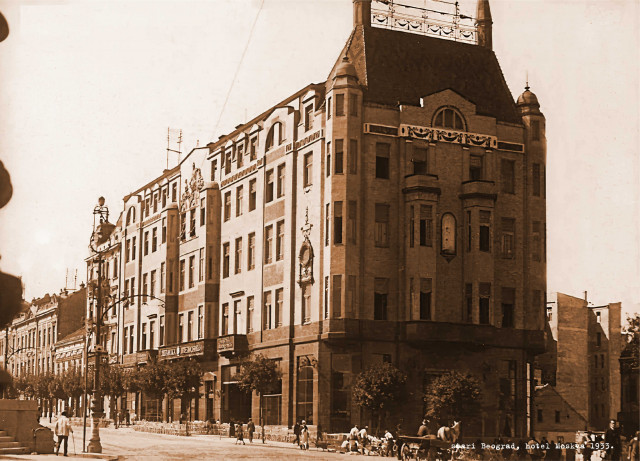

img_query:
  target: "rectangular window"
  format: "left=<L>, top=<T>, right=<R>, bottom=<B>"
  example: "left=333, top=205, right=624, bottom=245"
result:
left=235, top=237, right=242, bottom=274
left=335, top=139, right=344, bottom=174
left=159, top=262, right=165, bottom=294
left=225, top=150, right=232, bottom=175
left=210, top=159, right=217, bottom=181
left=200, top=198, right=205, bottom=226
left=247, top=296, right=254, bottom=333
left=187, top=311, right=193, bottom=341
left=224, top=192, right=231, bottom=221
left=152, top=228, right=158, bottom=252
left=532, top=221, right=541, bottom=261
left=409, top=206, right=415, bottom=248
left=179, top=260, right=185, bottom=291
left=123, top=326, right=128, bottom=354
left=276, top=220, right=285, bottom=261
left=159, top=315, right=164, bottom=346
left=263, top=292, right=272, bottom=330
left=236, top=185, right=243, bottom=216
left=172, top=183, right=177, bottom=202
left=277, top=164, right=285, bottom=198
left=301, top=285, right=310, bottom=324
left=465, top=283, right=473, bottom=323
left=142, top=273, right=148, bottom=300
left=199, top=248, right=204, bottom=282
left=374, top=278, right=389, bottom=320
left=304, top=104, right=313, bottom=131
left=327, top=97, right=332, bottom=119
left=479, top=211, right=491, bottom=252
left=479, top=283, right=491, bottom=324
left=222, top=304, right=229, bottom=336
left=347, top=200, right=357, bottom=244
left=335, top=93, right=344, bottom=116
left=596, top=332, right=601, bottom=347
left=555, top=410, right=560, bottom=423
left=125, top=239, right=131, bottom=263
left=533, top=163, right=541, bottom=197
left=264, top=225, right=273, bottom=264
left=222, top=243, right=230, bottom=278
left=161, top=188, right=167, bottom=208
left=470, top=154, right=483, bottom=180
left=180, top=212, right=186, bottom=240
left=233, top=300, right=241, bottom=334
left=346, top=275, right=356, bottom=317
left=501, top=287, right=515, bottom=328
left=248, top=233, right=256, bottom=270
left=501, top=159, right=515, bottom=194
left=413, top=146, right=428, bottom=175
left=349, top=94, right=358, bottom=117
left=190, top=209, right=196, bottom=237
left=250, top=137, right=257, bottom=161
left=275, top=288, right=283, bottom=327
left=188, top=255, right=195, bottom=288
left=420, top=278, right=432, bottom=320
left=375, top=143, right=390, bottom=179
left=467, top=211, right=472, bottom=252
left=208, top=245, right=213, bottom=280
left=237, top=143, right=244, bottom=168
left=501, top=218, right=515, bottom=259
left=265, top=169, right=274, bottom=203
left=162, top=218, right=167, bottom=244
left=324, top=276, right=329, bottom=319
left=375, top=203, right=390, bottom=247
left=150, top=270, right=156, bottom=297
left=419, top=205, right=432, bottom=247
left=178, top=314, right=184, bottom=343
left=249, top=179, right=257, bottom=211
left=334, top=201, right=343, bottom=245
left=349, top=139, right=357, bottom=174
left=325, top=203, right=330, bottom=246
left=144, top=231, right=149, bottom=256
left=326, top=142, right=331, bottom=177
left=332, top=274, right=342, bottom=318
left=303, top=153, right=313, bottom=187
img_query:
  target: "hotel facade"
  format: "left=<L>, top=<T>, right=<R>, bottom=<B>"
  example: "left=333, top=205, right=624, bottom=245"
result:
left=87, top=0, right=547, bottom=437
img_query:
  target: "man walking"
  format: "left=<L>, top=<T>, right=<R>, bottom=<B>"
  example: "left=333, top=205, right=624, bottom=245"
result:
left=247, top=418, right=255, bottom=443
left=293, top=420, right=301, bottom=445
left=604, top=419, right=622, bottom=461
left=54, top=411, right=73, bottom=457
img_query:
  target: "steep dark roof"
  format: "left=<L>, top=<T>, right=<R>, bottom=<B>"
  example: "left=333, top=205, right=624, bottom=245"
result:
left=335, top=26, right=521, bottom=124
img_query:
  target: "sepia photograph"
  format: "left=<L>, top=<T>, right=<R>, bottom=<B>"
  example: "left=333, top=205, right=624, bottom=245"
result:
left=0, top=0, right=637, bottom=459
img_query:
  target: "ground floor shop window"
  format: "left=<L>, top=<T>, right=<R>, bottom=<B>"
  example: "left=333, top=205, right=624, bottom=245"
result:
left=296, top=364, right=314, bottom=424
left=331, top=354, right=351, bottom=432
left=262, top=394, right=281, bottom=425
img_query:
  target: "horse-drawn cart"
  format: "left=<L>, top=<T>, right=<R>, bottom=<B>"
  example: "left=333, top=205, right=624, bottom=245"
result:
left=397, top=435, right=450, bottom=460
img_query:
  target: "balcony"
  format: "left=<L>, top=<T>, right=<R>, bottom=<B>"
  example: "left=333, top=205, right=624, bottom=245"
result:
left=216, top=334, right=249, bottom=358
left=459, top=180, right=496, bottom=201
left=122, top=350, right=158, bottom=366
left=402, top=174, right=440, bottom=196
left=404, top=321, right=545, bottom=354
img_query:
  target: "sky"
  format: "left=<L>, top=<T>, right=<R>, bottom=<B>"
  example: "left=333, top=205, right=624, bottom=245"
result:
left=0, top=0, right=638, bottom=321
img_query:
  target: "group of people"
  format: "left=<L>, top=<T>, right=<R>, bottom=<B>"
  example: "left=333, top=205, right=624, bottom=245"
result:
left=293, top=420, right=310, bottom=450
left=231, top=418, right=257, bottom=444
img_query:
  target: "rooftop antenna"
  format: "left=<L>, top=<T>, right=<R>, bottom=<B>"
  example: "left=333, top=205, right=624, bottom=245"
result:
left=526, top=71, right=530, bottom=91
left=166, top=127, right=183, bottom=169
left=65, top=268, right=68, bottom=291
left=74, top=269, right=78, bottom=290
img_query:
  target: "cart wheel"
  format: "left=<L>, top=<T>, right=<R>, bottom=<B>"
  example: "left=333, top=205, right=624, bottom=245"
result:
left=400, top=443, right=411, bottom=461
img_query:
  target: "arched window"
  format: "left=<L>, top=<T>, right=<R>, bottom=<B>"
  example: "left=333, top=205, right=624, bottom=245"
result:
left=126, top=207, right=136, bottom=226
left=433, top=107, right=466, bottom=131
left=265, top=122, right=283, bottom=151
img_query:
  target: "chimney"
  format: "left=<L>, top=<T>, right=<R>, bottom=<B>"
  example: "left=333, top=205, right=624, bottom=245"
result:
left=353, top=0, right=371, bottom=28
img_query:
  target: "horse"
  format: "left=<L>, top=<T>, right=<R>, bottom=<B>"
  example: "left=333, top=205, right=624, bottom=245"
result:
left=437, top=420, right=461, bottom=444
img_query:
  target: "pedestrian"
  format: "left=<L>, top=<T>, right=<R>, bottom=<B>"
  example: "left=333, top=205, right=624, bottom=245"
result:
left=417, top=419, right=429, bottom=437
left=235, top=423, right=245, bottom=445
left=628, top=431, right=640, bottom=461
left=125, top=409, right=130, bottom=426
left=359, top=425, right=369, bottom=455
left=54, top=411, right=73, bottom=457
left=384, top=429, right=394, bottom=457
left=349, top=424, right=359, bottom=453
left=581, top=432, right=593, bottom=461
left=293, top=420, right=301, bottom=445
left=605, top=419, right=622, bottom=461
left=300, top=420, right=309, bottom=450
left=229, top=419, right=235, bottom=438
left=247, top=418, right=255, bottom=443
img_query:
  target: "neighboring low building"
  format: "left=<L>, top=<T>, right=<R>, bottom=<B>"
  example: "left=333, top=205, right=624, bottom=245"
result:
left=534, top=292, right=621, bottom=437
left=53, top=327, right=86, bottom=416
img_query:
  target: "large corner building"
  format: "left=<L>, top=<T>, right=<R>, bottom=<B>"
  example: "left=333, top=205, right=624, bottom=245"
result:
left=88, top=0, right=547, bottom=438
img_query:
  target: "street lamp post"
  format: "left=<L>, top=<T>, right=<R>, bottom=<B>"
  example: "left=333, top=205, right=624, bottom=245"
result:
left=87, top=197, right=109, bottom=454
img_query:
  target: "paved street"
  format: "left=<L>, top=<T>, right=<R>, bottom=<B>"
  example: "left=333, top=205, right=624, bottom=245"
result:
left=5, top=424, right=350, bottom=461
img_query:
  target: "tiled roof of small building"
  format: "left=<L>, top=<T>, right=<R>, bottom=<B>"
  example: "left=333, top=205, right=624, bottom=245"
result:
left=334, top=26, right=521, bottom=124
left=57, top=326, right=85, bottom=345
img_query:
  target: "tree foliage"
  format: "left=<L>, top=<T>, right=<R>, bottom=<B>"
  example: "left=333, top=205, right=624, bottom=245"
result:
left=233, top=354, right=281, bottom=397
left=424, top=370, right=482, bottom=424
left=164, top=360, right=202, bottom=402
left=61, top=367, right=84, bottom=399
left=621, top=313, right=639, bottom=370
left=353, top=362, right=408, bottom=412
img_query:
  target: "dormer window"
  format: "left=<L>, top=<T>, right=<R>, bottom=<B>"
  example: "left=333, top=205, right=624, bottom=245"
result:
left=433, top=107, right=465, bottom=131
left=266, top=122, right=283, bottom=151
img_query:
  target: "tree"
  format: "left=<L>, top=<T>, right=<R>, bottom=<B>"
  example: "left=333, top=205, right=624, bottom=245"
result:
left=233, top=354, right=281, bottom=443
left=352, top=362, right=408, bottom=434
left=61, top=368, right=84, bottom=415
left=164, top=360, right=202, bottom=433
left=424, top=370, right=482, bottom=425
left=98, top=364, right=127, bottom=426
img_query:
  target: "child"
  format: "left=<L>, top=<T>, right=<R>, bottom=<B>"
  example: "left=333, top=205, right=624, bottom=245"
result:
left=235, top=423, right=245, bottom=445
